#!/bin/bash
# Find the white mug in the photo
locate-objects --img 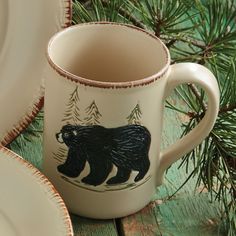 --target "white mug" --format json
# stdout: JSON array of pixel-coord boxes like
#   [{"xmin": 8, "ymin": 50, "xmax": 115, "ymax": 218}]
[{"xmin": 43, "ymin": 22, "xmax": 219, "ymax": 219}]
